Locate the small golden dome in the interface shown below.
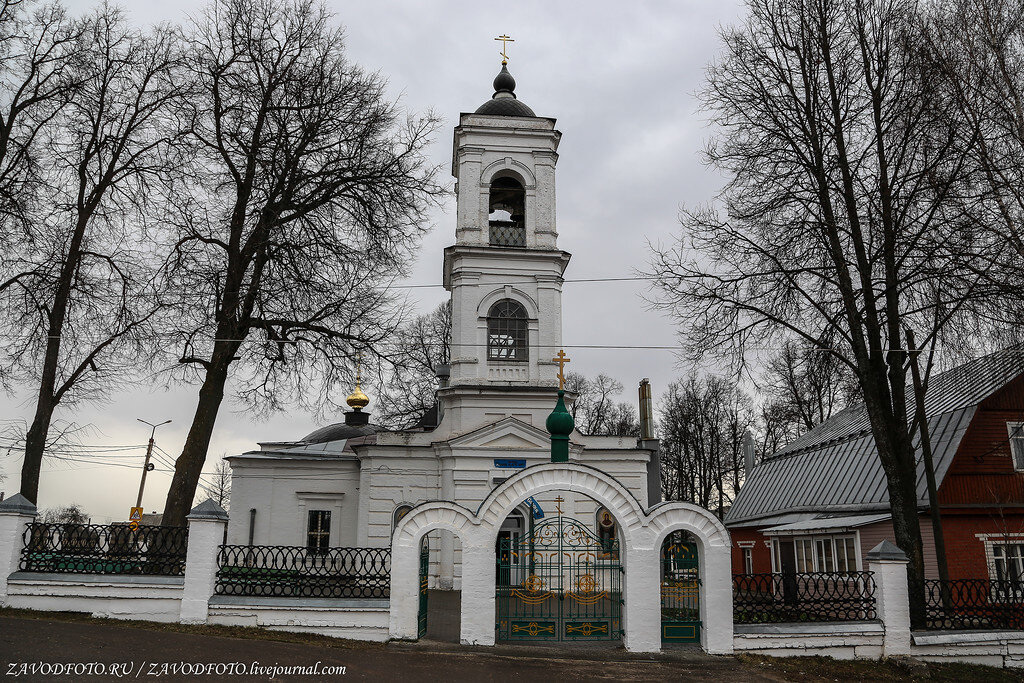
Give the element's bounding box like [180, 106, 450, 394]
[346, 385, 369, 410]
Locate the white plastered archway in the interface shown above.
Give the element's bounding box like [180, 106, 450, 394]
[390, 463, 733, 653]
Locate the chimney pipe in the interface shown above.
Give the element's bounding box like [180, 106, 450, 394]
[743, 429, 756, 479]
[639, 378, 654, 440]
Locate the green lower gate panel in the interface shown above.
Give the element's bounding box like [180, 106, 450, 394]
[662, 538, 701, 643]
[496, 515, 622, 642]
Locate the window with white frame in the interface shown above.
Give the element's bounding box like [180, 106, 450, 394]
[742, 547, 753, 574]
[835, 536, 858, 573]
[789, 535, 859, 573]
[993, 543, 1024, 586]
[1007, 422, 1024, 471]
[795, 538, 814, 572]
[769, 538, 781, 573]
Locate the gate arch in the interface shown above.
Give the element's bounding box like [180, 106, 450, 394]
[390, 463, 733, 654]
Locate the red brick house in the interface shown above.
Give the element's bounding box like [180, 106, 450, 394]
[726, 351, 1024, 584]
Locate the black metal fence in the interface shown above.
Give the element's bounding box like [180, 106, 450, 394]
[733, 572, 877, 624]
[20, 523, 188, 576]
[215, 545, 391, 598]
[925, 579, 1024, 630]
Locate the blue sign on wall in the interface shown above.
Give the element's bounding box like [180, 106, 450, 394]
[525, 496, 544, 519]
[493, 458, 526, 469]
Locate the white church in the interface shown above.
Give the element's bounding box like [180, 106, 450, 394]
[226, 61, 662, 593]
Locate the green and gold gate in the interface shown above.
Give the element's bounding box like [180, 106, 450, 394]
[661, 536, 701, 643]
[496, 515, 622, 641]
[417, 543, 428, 638]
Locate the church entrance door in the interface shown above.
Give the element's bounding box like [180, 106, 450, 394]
[496, 513, 622, 642]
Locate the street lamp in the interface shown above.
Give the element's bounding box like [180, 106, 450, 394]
[136, 418, 172, 509]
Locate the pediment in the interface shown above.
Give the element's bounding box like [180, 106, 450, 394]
[448, 417, 551, 450]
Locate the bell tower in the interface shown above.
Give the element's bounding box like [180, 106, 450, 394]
[439, 59, 570, 435]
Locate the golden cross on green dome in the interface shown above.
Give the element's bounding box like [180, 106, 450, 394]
[495, 34, 514, 65]
[552, 349, 571, 390]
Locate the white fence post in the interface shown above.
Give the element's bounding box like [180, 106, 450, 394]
[867, 540, 911, 657]
[179, 499, 228, 624]
[0, 494, 37, 606]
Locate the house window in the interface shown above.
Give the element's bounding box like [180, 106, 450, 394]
[993, 543, 1024, 586]
[742, 547, 753, 574]
[306, 510, 331, 554]
[815, 538, 836, 573]
[1007, 422, 1024, 471]
[769, 538, 781, 573]
[835, 536, 858, 573]
[795, 538, 814, 572]
[790, 535, 858, 573]
[487, 300, 528, 362]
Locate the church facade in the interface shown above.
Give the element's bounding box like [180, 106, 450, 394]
[226, 63, 661, 591]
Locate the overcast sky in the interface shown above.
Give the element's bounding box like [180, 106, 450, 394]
[0, 0, 747, 521]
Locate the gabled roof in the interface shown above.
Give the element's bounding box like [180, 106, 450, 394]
[726, 350, 1024, 526]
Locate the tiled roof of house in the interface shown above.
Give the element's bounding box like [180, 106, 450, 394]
[726, 350, 1024, 526]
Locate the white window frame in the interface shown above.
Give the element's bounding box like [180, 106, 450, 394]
[979, 534, 1024, 601]
[767, 538, 782, 573]
[784, 534, 860, 573]
[1007, 422, 1024, 471]
[742, 547, 753, 574]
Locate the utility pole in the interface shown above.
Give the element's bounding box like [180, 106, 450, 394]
[136, 419, 172, 509]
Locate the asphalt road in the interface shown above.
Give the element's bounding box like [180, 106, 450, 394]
[0, 615, 772, 683]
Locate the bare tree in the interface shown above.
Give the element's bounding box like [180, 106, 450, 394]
[761, 339, 855, 440]
[0, 0, 82, 236]
[564, 372, 640, 437]
[649, 0, 1007, 626]
[659, 373, 755, 519]
[10, 7, 182, 504]
[40, 502, 88, 524]
[202, 458, 231, 510]
[375, 301, 450, 429]
[159, 0, 442, 527]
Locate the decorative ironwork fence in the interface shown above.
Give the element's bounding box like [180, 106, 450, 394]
[20, 523, 188, 576]
[215, 545, 391, 598]
[733, 572, 876, 623]
[925, 579, 1024, 630]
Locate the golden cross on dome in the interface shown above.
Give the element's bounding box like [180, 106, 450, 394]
[552, 349, 571, 390]
[355, 351, 363, 388]
[495, 34, 514, 65]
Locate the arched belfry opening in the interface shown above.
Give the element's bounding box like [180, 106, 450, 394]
[488, 176, 526, 247]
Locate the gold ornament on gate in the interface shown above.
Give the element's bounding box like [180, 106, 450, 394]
[524, 574, 545, 592]
[577, 573, 597, 593]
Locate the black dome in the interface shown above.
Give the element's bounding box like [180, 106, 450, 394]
[300, 422, 377, 444]
[475, 98, 536, 117]
[474, 64, 536, 118]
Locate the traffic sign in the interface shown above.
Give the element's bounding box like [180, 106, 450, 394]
[129, 507, 143, 522]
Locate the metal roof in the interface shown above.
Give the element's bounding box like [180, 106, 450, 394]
[762, 513, 892, 534]
[726, 350, 1024, 526]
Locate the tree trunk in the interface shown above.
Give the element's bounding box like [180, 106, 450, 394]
[161, 349, 234, 527]
[19, 213, 89, 503]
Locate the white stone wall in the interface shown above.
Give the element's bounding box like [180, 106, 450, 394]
[227, 457, 361, 547]
[911, 630, 1024, 668]
[5, 574, 184, 623]
[208, 597, 389, 642]
[733, 622, 885, 659]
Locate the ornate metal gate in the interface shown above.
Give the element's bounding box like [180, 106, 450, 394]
[496, 515, 622, 641]
[417, 543, 428, 638]
[661, 536, 701, 643]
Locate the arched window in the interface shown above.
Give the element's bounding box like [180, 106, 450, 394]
[487, 300, 528, 362]
[392, 505, 412, 534]
[488, 177, 526, 247]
